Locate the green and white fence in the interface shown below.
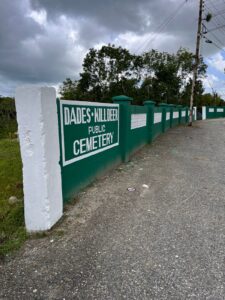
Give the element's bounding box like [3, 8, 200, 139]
[202, 106, 225, 120]
[15, 86, 194, 232]
[58, 99, 121, 203]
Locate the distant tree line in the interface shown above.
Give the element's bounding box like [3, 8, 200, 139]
[1, 44, 224, 138]
[59, 44, 224, 106]
[0, 96, 17, 138]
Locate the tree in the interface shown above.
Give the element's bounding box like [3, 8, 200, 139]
[77, 44, 142, 102]
[199, 93, 225, 106]
[181, 79, 204, 106]
[141, 48, 207, 103]
[59, 78, 79, 100]
[60, 45, 207, 104]
[0, 96, 17, 138]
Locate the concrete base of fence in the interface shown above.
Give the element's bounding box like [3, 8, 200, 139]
[194, 106, 197, 121]
[15, 86, 63, 232]
[202, 106, 206, 120]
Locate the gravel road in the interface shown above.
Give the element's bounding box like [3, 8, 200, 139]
[1, 119, 225, 299]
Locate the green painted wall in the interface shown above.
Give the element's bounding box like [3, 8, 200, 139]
[152, 107, 163, 141]
[206, 106, 225, 119]
[171, 106, 180, 128]
[127, 105, 149, 157]
[57, 97, 189, 203]
[158, 104, 170, 133]
[180, 107, 188, 124]
[57, 99, 122, 202]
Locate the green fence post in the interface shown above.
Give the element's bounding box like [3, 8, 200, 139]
[185, 106, 189, 123]
[177, 105, 183, 124]
[112, 95, 133, 163]
[168, 104, 175, 128]
[158, 103, 167, 133]
[206, 106, 208, 119]
[144, 100, 155, 143]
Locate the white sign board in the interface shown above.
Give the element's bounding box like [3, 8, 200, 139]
[181, 111, 186, 117]
[173, 112, 179, 119]
[131, 113, 147, 130]
[209, 108, 214, 112]
[154, 112, 162, 124]
[217, 108, 223, 112]
[166, 112, 170, 120]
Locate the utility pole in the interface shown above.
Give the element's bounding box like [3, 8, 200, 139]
[189, 0, 204, 126]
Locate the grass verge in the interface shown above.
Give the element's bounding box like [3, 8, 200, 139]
[0, 138, 26, 258]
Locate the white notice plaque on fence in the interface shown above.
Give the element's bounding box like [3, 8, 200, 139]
[154, 112, 162, 124]
[173, 112, 179, 119]
[209, 108, 214, 112]
[131, 114, 147, 130]
[166, 112, 170, 120]
[217, 108, 223, 112]
[181, 111, 186, 117]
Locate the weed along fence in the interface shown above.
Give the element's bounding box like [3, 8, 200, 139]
[16, 86, 194, 232]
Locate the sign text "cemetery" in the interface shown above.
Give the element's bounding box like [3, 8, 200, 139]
[60, 101, 119, 166]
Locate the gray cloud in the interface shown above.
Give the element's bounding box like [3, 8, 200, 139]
[0, 0, 85, 95]
[31, 0, 151, 34]
[30, 0, 199, 46]
[0, 0, 223, 96]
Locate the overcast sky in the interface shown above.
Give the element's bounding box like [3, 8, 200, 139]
[1, 0, 225, 97]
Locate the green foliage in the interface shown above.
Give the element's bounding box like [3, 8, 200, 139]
[78, 45, 141, 101]
[59, 44, 210, 105]
[59, 78, 79, 100]
[0, 139, 26, 257]
[199, 92, 224, 106]
[0, 96, 17, 139]
[181, 79, 205, 106]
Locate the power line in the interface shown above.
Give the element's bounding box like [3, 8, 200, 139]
[204, 36, 225, 54]
[205, 1, 225, 28]
[206, 0, 225, 16]
[209, 32, 224, 47]
[205, 0, 225, 25]
[207, 23, 225, 32]
[203, 1, 225, 52]
[210, 18, 225, 37]
[189, 0, 204, 125]
[141, 1, 187, 52]
[199, 2, 225, 101]
[211, 9, 225, 17]
[204, 24, 224, 46]
[201, 38, 224, 97]
[205, 74, 215, 93]
[210, 39, 225, 53]
[134, 0, 187, 54]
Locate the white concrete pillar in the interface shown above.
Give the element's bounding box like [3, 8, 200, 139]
[15, 86, 63, 232]
[202, 106, 206, 120]
[193, 106, 197, 121]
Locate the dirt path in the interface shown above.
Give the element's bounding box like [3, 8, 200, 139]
[1, 119, 225, 299]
